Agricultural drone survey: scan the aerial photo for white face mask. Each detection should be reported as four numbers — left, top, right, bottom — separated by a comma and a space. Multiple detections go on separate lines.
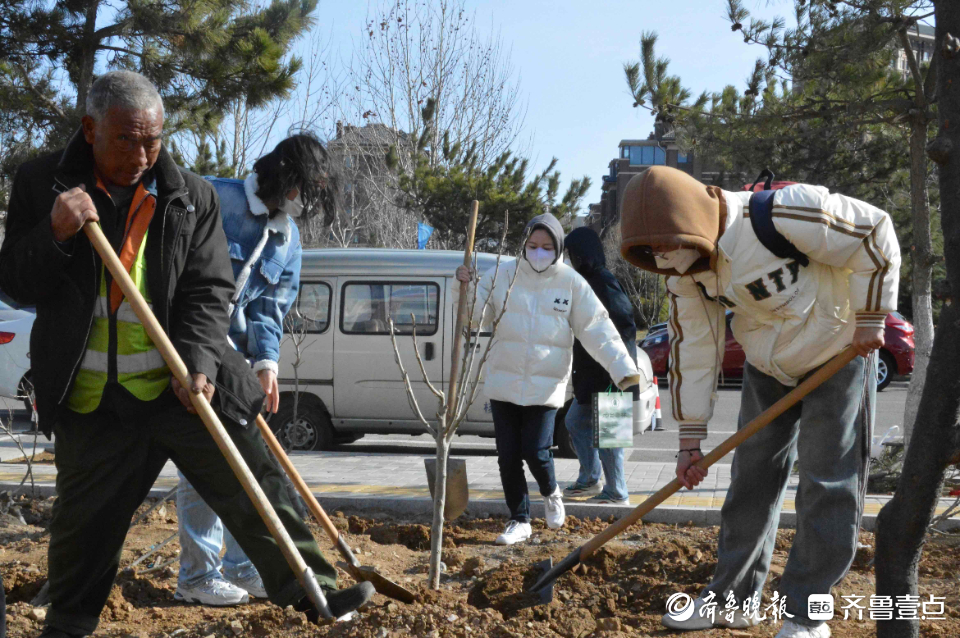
525, 247, 556, 273
280, 194, 304, 218
653, 248, 701, 274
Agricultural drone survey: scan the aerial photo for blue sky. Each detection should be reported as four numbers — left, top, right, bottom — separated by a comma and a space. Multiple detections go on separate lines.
298, 0, 786, 208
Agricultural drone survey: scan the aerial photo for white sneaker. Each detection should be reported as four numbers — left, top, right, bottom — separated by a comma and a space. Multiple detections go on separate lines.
544, 486, 566, 529
661, 596, 717, 631
226, 571, 267, 598
175, 576, 250, 606
661, 596, 765, 631
495, 520, 532, 545
776, 619, 831, 638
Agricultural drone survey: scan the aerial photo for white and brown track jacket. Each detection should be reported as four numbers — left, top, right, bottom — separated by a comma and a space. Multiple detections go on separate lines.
619, 166, 900, 440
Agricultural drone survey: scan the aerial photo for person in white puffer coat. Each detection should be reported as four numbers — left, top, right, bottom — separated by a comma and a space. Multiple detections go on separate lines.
620, 166, 900, 638
456, 213, 641, 545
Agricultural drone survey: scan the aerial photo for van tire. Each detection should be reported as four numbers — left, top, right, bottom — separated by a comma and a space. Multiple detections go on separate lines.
270, 395, 334, 451
553, 400, 576, 459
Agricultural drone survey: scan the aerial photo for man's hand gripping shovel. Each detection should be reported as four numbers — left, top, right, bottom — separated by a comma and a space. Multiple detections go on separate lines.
82, 222, 336, 620
528, 347, 860, 603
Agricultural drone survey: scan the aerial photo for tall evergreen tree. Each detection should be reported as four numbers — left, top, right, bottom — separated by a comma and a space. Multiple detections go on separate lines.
875, 5, 960, 637
388, 101, 591, 251
0, 0, 315, 161
625, 1, 938, 441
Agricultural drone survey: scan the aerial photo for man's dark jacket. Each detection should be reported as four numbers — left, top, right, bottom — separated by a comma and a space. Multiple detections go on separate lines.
0, 130, 261, 435
566, 227, 639, 405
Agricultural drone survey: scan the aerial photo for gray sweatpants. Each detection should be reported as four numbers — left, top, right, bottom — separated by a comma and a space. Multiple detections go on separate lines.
704, 354, 875, 625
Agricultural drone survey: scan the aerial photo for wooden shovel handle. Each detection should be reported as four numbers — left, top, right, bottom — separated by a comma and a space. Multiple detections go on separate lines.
445, 200, 480, 422
82, 222, 332, 617
580, 347, 860, 559
255, 415, 359, 565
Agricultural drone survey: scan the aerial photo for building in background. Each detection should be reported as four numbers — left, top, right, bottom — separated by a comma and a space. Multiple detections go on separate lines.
320, 122, 412, 248
894, 23, 934, 77
589, 132, 714, 234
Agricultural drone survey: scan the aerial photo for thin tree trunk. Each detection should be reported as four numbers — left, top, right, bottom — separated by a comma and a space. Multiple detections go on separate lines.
428, 433, 449, 589
292, 361, 299, 426
876, 6, 960, 637
75, 2, 101, 114
902, 118, 934, 446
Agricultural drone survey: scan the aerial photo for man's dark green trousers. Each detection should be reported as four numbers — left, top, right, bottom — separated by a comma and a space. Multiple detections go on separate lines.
46, 388, 338, 635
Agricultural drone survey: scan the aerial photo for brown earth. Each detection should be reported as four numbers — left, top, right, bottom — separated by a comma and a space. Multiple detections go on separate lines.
2, 493, 960, 637
2, 452, 56, 465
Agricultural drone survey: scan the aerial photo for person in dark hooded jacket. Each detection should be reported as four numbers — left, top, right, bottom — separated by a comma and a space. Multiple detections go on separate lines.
562, 227, 639, 504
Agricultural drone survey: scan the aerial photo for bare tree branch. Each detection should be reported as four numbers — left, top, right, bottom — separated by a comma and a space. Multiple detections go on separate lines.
408, 318, 446, 403
388, 319, 435, 436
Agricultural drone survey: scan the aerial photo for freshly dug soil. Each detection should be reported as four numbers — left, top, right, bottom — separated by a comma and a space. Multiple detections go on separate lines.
2, 452, 56, 465
2, 493, 960, 637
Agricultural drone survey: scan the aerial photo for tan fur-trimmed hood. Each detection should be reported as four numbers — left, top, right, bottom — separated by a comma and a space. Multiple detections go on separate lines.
619, 166, 726, 275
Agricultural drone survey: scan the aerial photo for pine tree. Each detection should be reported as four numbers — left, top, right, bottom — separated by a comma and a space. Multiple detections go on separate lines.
0, 0, 315, 154
388, 103, 591, 251
875, 7, 960, 637
626, 0, 938, 443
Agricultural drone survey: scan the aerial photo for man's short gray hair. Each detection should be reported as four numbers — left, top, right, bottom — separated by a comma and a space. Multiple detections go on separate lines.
86, 70, 164, 121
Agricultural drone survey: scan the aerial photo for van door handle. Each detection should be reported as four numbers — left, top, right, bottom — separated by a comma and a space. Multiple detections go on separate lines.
424, 342, 435, 361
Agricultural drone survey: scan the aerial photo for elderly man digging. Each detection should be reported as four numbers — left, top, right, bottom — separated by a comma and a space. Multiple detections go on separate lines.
0, 70, 372, 638
620, 167, 899, 638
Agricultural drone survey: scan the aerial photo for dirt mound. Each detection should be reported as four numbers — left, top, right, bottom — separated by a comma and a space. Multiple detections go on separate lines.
2, 493, 960, 638
369, 523, 433, 550
2, 562, 45, 604
117, 572, 175, 606
467, 559, 549, 617
346, 514, 370, 534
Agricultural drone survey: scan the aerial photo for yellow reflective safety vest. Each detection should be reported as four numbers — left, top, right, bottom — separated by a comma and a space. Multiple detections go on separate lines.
67, 184, 170, 413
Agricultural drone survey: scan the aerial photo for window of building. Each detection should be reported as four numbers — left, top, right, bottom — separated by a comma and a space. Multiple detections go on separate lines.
621, 146, 629, 159
286, 282, 331, 334
628, 145, 667, 166
341, 282, 439, 335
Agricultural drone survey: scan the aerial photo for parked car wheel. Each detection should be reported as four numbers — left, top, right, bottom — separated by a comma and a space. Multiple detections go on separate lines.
876, 350, 896, 392
270, 395, 334, 451
553, 400, 576, 459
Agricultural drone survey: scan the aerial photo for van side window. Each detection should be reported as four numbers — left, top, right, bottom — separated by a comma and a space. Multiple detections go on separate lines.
285, 282, 331, 334
341, 282, 439, 336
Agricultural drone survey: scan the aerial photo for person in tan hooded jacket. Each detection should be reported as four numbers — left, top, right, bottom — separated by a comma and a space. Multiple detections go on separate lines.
620, 166, 899, 638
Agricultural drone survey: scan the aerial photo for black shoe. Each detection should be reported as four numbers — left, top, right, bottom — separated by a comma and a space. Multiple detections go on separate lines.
38, 627, 87, 638
296, 581, 376, 621
326, 581, 375, 618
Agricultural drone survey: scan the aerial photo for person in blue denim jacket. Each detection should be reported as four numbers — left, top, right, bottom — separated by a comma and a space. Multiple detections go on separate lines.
175, 133, 339, 606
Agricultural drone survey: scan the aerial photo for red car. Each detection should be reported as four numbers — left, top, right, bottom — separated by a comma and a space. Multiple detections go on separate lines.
639, 312, 914, 391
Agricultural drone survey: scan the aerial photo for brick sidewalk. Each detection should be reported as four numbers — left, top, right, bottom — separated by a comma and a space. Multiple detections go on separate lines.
0, 437, 956, 531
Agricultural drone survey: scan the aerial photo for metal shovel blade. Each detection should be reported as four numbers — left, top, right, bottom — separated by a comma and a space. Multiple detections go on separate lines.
531, 558, 555, 605
529, 547, 582, 603
424, 458, 469, 521
340, 562, 417, 604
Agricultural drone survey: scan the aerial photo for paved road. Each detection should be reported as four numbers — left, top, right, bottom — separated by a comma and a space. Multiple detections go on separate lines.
308, 380, 909, 465
0, 379, 908, 464
0, 378, 943, 530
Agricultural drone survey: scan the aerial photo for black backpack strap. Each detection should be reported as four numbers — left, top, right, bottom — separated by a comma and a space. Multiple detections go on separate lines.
748, 189, 810, 267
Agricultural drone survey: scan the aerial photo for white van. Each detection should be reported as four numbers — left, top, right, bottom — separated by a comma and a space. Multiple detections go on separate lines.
270, 248, 656, 456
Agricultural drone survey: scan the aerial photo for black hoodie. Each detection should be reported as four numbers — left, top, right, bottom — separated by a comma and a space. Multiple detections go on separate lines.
565, 227, 639, 403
